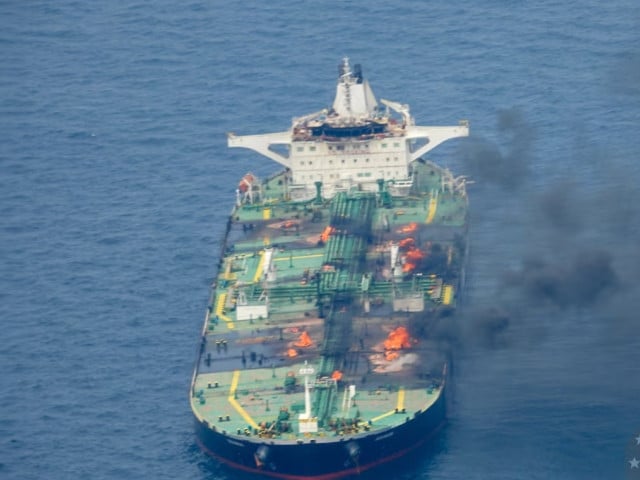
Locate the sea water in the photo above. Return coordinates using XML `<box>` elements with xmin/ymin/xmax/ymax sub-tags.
<box><xmin>1</xmin><ymin>1</ymin><xmax>639</xmax><ymax>479</ymax></box>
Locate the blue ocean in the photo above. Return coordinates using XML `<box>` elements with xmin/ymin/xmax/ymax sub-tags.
<box><xmin>2</xmin><ymin>1</ymin><xmax>639</xmax><ymax>479</ymax></box>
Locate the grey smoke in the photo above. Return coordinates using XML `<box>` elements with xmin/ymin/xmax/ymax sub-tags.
<box><xmin>503</xmin><ymin>250</ymin><xmax>618</xmax><ymax>309</ymax></box>
<box><xmin>460</xmin><ymin>107</ymin><xmax>533</xmax><ymax>189</ymax></box>
<box><xmin>443</xmin><ymin>106</ymin><xmax>640</xmax><ymax>351</ymax></box>
<box><xmin>536</xmin><ymin>181</ymin><xmax>584</xmax><ymax>234</ymax></box>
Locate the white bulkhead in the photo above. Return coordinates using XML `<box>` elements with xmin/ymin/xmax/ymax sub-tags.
<box><xmin>227</xmin><ymin>58</ymin><xmax>469</xmax><ymax>201</ymax></box>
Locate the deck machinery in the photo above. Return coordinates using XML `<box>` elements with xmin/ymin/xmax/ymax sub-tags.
<box><xmin>191</xmin><ymin>58</ymin><xmax>469</xmax><ymax>479</ymax></box>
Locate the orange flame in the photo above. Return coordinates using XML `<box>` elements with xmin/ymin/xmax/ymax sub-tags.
<box><xmin>398</xmin><ymin>222</ymin><xmax>418</xmax><ymax>234</ymax></box>
<box><xmin>385</xmin><ymin>351</ymin><xmax>400</xmax><ymax>361</ymax></box>
<box><xmin>405</xmin><ymin>248</ymin><xmax>425</xmax><ymax>262</ymax></box>
<box><xmin>320</xmin><ymin>226</ymin><xmax>335</xmax><ymax>243</ymax></box>
<box><xmin>402</xmin><ymin>262</ymin><xmax>416</xmax><ymax>273</ymax></box>
<box><xmin>398</xmin><ymin>237</ymin><xmax>415</xmax><ymax>248</ymax></box>
<box><xmin>384</xmin><ymin>326</ymin><xmax>411</xmax><ymax>360</ymax></box>
<box><xmin>287</xmin><ymin>348</ymin><xmax>298</xmax><ymax>357</ymax></box>
<box><xmin>294</xmin><ymin>331</ymin><xmax>313</xmax><ymax>348</ymax></box>
<box><xmin>384</xmin><ymin>326</ymin><xmax>411</xmax><ymax>350</ymax></box>
<box><xmin>331</xmin><ymin>370</ymin><xmax>343</xmax><ymax>381</ymax></box>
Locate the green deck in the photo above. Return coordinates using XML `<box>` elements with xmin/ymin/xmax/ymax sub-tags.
<box><xmin>192</xmin><ymin>365</ymin><xmax>443</xmax><ymax>440</ymax></box>
<box><xmin>191</xmin><ymin>160</ymin><xmax>466</xmax><ymax>441</ymax></box>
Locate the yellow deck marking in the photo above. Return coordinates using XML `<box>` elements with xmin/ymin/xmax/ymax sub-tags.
<box><xmin>228</xmin><ymin>370</ymin><xmax>259</xmax><ymax>429</ymax></box>
<box><xmin>263</xmin><ymin>207</ymin><xmax>271</xmax><ymax>220</ymax></box>
<box><xmin>221</xmin><ymin>260</ymin><xmax>236</xmax><ymax>280</ymax></box>
<box><xmin>253</xmin><ymin>250</ymin><xmax>265</xmax><ymax>283</ymax></box>
<box><xmin>425</xmin><ymin>193</ymin><xmax>438</xmax><ymax>224</ymax></box>
<box><xmin>371</xmin><ymin>388</ymin><xmax>405</xmax><ymax>423</ymax></box>
<box><xmin>370</xmin><ymin>409</ymin><xmax>396</xmax><ymax>423</ymax></box>
<box><xmin>442</xmin><ymin>285</ymin><xmax>453</xmax><ymax>305</ymax></box>
<box><xmin>215</xmin><ymin>292</ymin><xmax>235</xmax><ymax>329</ymax></box>
<box><xmin>396</xmin><ymin>388</ymin><xmax>405</xmax><ymax>411</ymax></box>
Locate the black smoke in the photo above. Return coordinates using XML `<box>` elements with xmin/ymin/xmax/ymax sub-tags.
<box><xmin>504</xmin><ymin>250</ymin><xmax>618</xmax><ymax>309</ymax></box>
<box><xmin>438</xmin><ymin>105</ymin><xmax>640</xmax><ymax>352</ymax></box>
<box><xmin>459</xmin><ymin>108</ymin><xmax>533</xmax><ymax>190</ymax></box>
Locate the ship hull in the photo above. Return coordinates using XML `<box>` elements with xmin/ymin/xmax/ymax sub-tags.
<box><xmin>192</xmin><ymin>60</ymin><xmax>469</xmax><ymax>479</ymax></box>
<box><xmin>194</xmin><ymin>383</ymin><xmax>446</xmax><ymax>480</ymax></box>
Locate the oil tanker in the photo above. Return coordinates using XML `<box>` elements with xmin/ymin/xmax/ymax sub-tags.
<box><xmin>190</xmin><ymin>58</ymin><xmax>469</xmax><ymax>479</ymax></box>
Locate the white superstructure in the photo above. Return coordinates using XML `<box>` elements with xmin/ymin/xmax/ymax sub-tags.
<box><xmin>227</xmin><ymin>58</ymin><xmax>469</xmax><ymax>200</ymax></box>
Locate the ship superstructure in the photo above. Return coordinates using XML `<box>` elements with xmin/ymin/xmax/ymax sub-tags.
<box><xmin>228</xmin><ymin>58</ymin><xmax>468</xmax><ymax>200</ymax></box>
<box><xmin>191</xmin><ymin>59</ymin><xmax>470</xmax><ymax>479</ymax></box>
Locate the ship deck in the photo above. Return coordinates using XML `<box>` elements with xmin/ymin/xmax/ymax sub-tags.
<box><xmin>191</xmin><ymin>160</ymin><xmax>467</xmax><ymax>442</ymax></box>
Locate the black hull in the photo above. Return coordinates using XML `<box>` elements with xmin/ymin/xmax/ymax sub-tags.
<box><xmin>195</xmin><ymin>385</ymin><xmax>447</xmax><ymax>480</ymax></box>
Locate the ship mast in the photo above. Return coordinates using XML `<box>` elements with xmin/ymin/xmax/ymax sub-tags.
<box><xmin>339</xmin><ymin>58</ymin><xmax>353</xmax><ymax>119</ymax></box>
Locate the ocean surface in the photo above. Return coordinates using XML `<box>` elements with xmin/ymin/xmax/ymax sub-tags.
<box><xmin>1</xmin><ymin>1</ymin><xmax>639</xmax><ymax>479</ymax></box>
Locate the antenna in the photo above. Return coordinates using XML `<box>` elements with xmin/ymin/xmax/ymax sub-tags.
<box><xmin>298</xmin><ymin>361</ymin><xmax>315</xmax><ymax>420</ymax></box>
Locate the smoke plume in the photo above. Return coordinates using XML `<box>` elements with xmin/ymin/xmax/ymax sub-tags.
<box><xmin>441</xmin><ymin>106</ymin><xmax>640</xmax><ymax>352</ymax></box>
